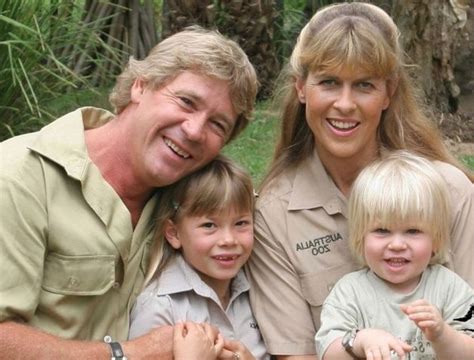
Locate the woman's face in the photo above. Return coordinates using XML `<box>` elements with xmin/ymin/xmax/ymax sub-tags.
<box><xmin>295</xmin><ymin>66</ymin><xmax>391</xmax><ymax>164</ymax></box>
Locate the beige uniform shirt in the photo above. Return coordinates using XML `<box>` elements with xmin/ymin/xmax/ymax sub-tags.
<box><xmin>0</xmin><ymin>107</ymin><xmax>156</xmax><ymax>341</ymax></box>
<box><xmin>246</xmin><ymin>150</ymin><xmax>474</xmax><ymax>355</ymax></box>
<box><xmin>129</xmin><ymin>255</ymin><xmax>270</xmax><ymax>360</ymax></box>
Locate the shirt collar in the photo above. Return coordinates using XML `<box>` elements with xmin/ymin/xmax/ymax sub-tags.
<box><xmin>27</xmin><ymin>107</ymin><xmax>114</xmax><ymax>180</ymax></box>
<box><xmin>156</xmin><ymin>255</ymin><xmax>250</xmax><ymax>303</ymax></box>
<box><xmin>288</xmin><ymin>149</ymin><xmax>346</xmax><ymax>215</ymax></box>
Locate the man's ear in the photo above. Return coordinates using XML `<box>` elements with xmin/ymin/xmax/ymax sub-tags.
<box><xmin>130</xmin><ymin>78</ymin><xmax>146</xmax><ymax>103</ymax></box>
<box><xmin>164</xmin><ymin>219</ymin><xmax>181</xmax><ymax>249</ymax></box>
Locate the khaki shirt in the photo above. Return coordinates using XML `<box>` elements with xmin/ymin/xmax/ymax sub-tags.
<box><xmin>129</xmin><ymin>255</ymin><xmax>269</xmax><ymax>360</ymax></box>
<box><xmin>246</xmin><ymin>150</ymin><xmax>474</xmax><ymax>355</ymax></box>
<box><xmin>0</xmin><ymin>107</ymin><xmax>157</xmax><ymax>341</ymax></box>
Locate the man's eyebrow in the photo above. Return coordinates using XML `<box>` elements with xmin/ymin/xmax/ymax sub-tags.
<box><xmin>176</xmin><ymin>89</ymin><xmax>236</xmax><ymax>126</ymax></box>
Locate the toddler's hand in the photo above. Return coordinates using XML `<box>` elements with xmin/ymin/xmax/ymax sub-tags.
<box><xmin>401</xmin><ymin>299</ymin><xmax>445</xmax><ymax>341</ymax></box>
<box><xmin>354</xmin><ymin>328</ymin><xmax>412</xmax><ymax>360</ymax></box>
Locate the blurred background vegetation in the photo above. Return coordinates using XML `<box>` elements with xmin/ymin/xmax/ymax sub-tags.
<box><xmin>1</xmin><ymin>0</ymin><xmax>472</xmax><ymax>183</ymax></box>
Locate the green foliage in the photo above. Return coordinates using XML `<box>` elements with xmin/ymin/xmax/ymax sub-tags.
<box><xmin>460</xmin><ymin>155</ymin><xmax>474</xmax><ymax>171</ymax></box>
<box><xmin>223</xmin><ymin>102</ymin><xmax>278</xmax><ymax>186</ymax></box>
<box><xmin>0</xmin><ymin>0</ymin><xmax>121</xmax><ymax>141</ymax></box>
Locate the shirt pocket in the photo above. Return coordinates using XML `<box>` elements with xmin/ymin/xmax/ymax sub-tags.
<box><xmin>299</xmin><ymin>263</ymin><xmax>356</xmax><ymax>307</ymax></box>
<box><xmin>42</xmin><ymin>253</ymin><xmax>115</xmax><ymax>296</ymax></box>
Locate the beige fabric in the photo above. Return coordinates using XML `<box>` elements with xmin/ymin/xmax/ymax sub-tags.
<box><xmin>0</xmin><ymin>107</ymin><xmax>157</xmax><ymax>341</ymax></box>
<box><xmin>129</xmin><ymin>255</ymin><xmax>269</xmax><ymax>360</ymax></box>
<box><xmin>246</xmin><ymin>150</ymin><xmax>474</xmax><ymax>355</ymax></box>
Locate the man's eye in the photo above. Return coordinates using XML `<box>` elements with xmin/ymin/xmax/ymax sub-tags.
<box><xmin>179</xmin><ymin>97</ymin><xmax>193</xmax><ymax>106</ymax></box>
<box><xmin>211</xmin><ymin>120</ymin><xmax>230</xmax><ymax>137</ymax></box>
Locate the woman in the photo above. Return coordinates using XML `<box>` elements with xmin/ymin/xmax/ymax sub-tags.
<box><xmin>245</xmin><ymin>2</ymin><xmax>473</xmax><ymax>359</ymax></box>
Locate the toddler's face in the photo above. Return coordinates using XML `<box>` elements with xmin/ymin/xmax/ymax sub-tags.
<box><xmin>363</xmin><ymin>222</ymin><xmax>433</xmax><ymax>293</ymax></box>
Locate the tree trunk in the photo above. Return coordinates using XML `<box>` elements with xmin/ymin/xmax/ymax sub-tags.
<box><xmin>161</xmin><ymin>0</ymin><xmax>280</xmax><ymax>99</ymax></box>
<box><xmin>392</xmin><ymin>0</ymin><xmax>469</xmax><ymax>113</ymax></box>
<box><xmin>218</xmin><ymin>0</ymin><xmax>280</xmax><ymax>99</ymax></box>
<box><xmin>63</xmin><ymin>0</ymin><xmax>158</xmax><ymax>87</ymax></box>
<box><xmin>161</xmin><ymin>0</ymin><xmax>215</xmax><ymax>38</ymax></box>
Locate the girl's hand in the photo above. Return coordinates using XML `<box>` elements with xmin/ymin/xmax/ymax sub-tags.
<box><xmin>354</xmin><ymin>328</ymin><xmax>412</xmax><ymax>360</ymax></box>
<box><xmin>218</xmin><ymin>338</ymin><xmax>256</xmax><ymax>360</ymax></box>
<box><xmin>173</xmin><ymin>322</ymin><xmax>224</xmax><ymax>360</ymax></box>
<box><xmin>401</xmin><ymin>299</ymin><xmax>445</xmax><ymax>341</ymax></box>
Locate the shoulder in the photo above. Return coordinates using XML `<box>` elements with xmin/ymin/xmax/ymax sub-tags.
<box><xmin>432</xmin><ymin>160</ymin><xmax>473</xmax><ymax>194</ymax></box>
<box><xmin>427</xmin><ymin>264</ymin><xmax>472</xmax><ymax>289</ymax></box>
<box><xmin>256</xmin><ymin>170</ymin><xmax>296</xmax><ymax>210</ymax></box>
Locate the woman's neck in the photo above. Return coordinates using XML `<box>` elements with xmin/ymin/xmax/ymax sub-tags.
<box><xmin>317</xmin><ymin>147</ymin><xmax>379</xmax><ymax>197</ymax></box>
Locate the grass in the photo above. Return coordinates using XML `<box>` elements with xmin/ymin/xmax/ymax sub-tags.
<box><xmin>223</xmin><ymin>102</ymin><xmax>278</xmax><ymax>186</ymax></box>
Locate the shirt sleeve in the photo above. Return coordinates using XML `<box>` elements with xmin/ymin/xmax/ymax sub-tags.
<box><xmin>128</xmin><ymin>286</ymin><xmax>174</xmax><ymax>339</ymax></box>
<box><xmin>0</xmin><ymin>158</ymin><xmax>48</xmax><ymax>322</ymax></box>
<box><xmin>441</xmin><ymin>269</ymin><xmax>474</xmax><ymax>337</ymax></box>
<box><xmin>436</xmin><ymin>162</ymin><xmax>474</xmax><ymax>287</ymax></box>
<box><xmin>246</xmin><ymin>206</ymin><xmax>318</xmax><ymax>355</ymax></box>
<box><xmin>314</xmin><ymin>278</ymin><xmax>359</xmax><ymax>358</ymax></box>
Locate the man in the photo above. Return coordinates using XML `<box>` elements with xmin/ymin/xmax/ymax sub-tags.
<box><xmin>0</xmin><ymin>26</ymin><xmax>257</xmax><ymax>359</ymax></box>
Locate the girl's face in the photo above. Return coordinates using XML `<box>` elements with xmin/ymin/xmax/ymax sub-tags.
<box><xmin>164</xmin><ymin>207</ymin><xmax>254</xmax><ymax>295</ymax></box>
<box><xmin>295</xmin><ymin>66</ymin><xmax>391</xmax><ymax>165</ymax></box>
<box><xmin>363</xmin><ymin>222</ymin><xmax>434</xmax><ymax>293</ymax></box>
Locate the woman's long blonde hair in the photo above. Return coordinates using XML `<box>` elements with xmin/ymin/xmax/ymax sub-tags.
<box><xmin>260</xmin><ymin>2</ymin><xmax>472</xmax><ymax>192</ymax></box>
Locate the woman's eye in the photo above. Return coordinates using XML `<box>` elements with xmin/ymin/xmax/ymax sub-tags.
<box><xmin>356</xmin><ymin>81</ymin><xmax>374</xmax><ymax>90</ymax></box>
<box><xmin>318</xmin><ymin>79</ymin><xmax>337</xmax><ymax>86</ymax></box>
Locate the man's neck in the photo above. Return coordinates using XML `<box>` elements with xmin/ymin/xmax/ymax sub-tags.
<box><xmin>84</xmin><ymin>121</ymin><xmax>153</xmax><ymax>227</ymax></box>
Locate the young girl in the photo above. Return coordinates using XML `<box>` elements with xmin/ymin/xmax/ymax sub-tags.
<box><xmin>129</xmin><ymin>155</ymin><xmax>269</xmax><ymax>360</ymax></box>
<box><xmin>315</xmin><ymin>151</ymin><xmax>474</xmax><ymax>360</ymax></box>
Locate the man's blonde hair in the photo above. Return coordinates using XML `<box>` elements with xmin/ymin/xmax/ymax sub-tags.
<box><xmin>348</xmin><ymin>151</ymin><xmax>451</xmax><ymax>266</ymax></box>
<box><xmin>109</xmin><ymin>26</ymin><xmax>258</xmax><ymax>142</ymax></box>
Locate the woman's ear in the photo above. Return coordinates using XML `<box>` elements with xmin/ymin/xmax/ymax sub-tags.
<box><xmin>295</xmin><ymin>77</ymin><xmax>306</xmax><ymax>104</ymax></box>
<box><xmin>164</xmin><ymin>219</ymin><xmax>181</xmax><ymax>249</ymax></box>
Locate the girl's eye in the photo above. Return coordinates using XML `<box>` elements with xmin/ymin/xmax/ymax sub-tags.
<box><xmin>235</xmin><ymin>220</ymin><xmax>251</xmax><ymax>227</ymax></box>
<box><xmin>201</xmin><ymin>222</ymin><xmax>216</xmax><ymax>229</ymax></box>
<box><xmin>374</xmin><ymin>228</ymin><xmax>390</xmax><ymax>234</ymax></box>
<box><xmin>407</xmin><ymin>228</ymin><xmax>422</xmax><ymax>235</ymax></box>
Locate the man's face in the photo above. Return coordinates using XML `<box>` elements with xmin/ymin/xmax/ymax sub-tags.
<box><xmin>127</xmin><ymin>71</ymin><xmax>237</xmax><ymax>188</ymax></box>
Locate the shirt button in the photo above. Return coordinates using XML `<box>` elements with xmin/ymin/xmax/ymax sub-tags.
<box><xmin>112</xmin><ymin>281</ymin><xmax>120</xmax><ymax>289</ymax></box>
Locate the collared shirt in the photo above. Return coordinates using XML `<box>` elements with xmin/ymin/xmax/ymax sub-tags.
<box><xmin>0</xmin><ymin>107</ymin><xmax>157</xmax><ymax>341</ymax></box>
<box><xmin>246</xmin><ymin>149</ymin><xmax>474</xmax><ymax>356</ymax></box>
<box><xmin>129</xmin><ymin>255</ymin><xmax>269</xmax><ymax>360</ymax></box>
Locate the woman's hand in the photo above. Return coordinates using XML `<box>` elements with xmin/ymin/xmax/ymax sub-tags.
<box><xmin>401</xmin><ymin>299</ymin><xmax>445</xmax><ymax>342</ymax></box>
<box><xmin>173</xmin><ymin>322</ymin><xmax>224</xmax><ymax>360</ymax></box>
<box><xmin>353</xmin><ymin>328</ymin><xmax>412</xmax><ymax>360</ymax></box>
<box><xmin>218</xmin><ymin>338</ymin><xmax>256</xmax><ymax>360</ymax></box>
